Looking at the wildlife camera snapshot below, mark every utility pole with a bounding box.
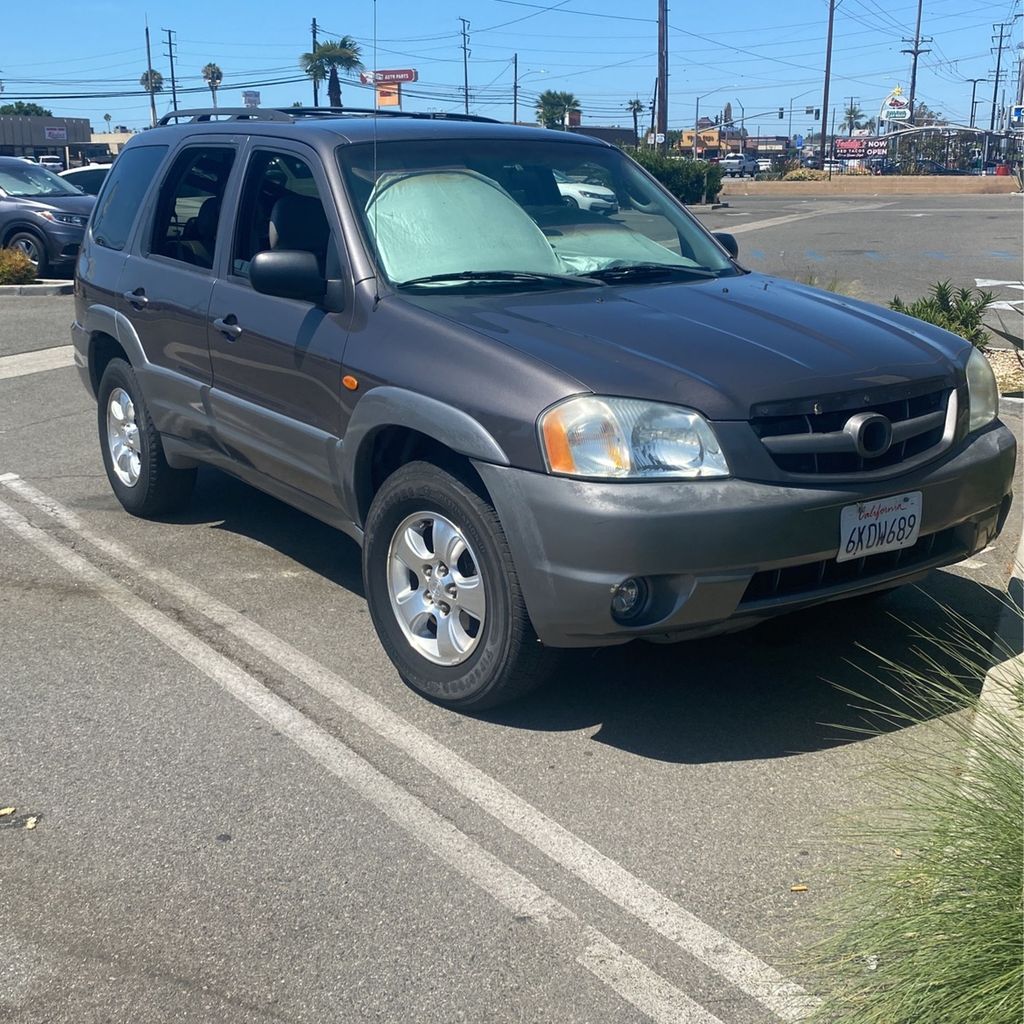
[311,18,319,106]
[967,77,986,128]
[163,28,178,112]
[512,53,518,123]
[902,0,931,124]
[459,18,471,115]
[144,22,158,128]
[735,98,744,152]
[656,0,668,151]
[990,21,1010,132]
[820,0,836,167]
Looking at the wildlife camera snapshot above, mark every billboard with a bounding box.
[360,69,418,84]
[44,126,68,142]
[832,137,889,160]
[879,85,910,124]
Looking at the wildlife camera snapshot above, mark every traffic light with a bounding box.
[814,108,821,119]
[778,107,784,118]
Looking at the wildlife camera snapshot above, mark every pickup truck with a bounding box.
[721,153,759,177]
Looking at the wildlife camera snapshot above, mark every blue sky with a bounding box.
[0,0,1020,134]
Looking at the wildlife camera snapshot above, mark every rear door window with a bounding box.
[149,146,236,269]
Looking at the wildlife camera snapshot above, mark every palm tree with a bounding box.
[202,63,223,109]
[103,113,112,133]
[299,37,363,108]
[536,90,580,130]
[844,103,864,135]
[139,69,163,93]
[627,98,645,142]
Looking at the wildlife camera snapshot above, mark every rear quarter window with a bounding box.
[91,145,168,251]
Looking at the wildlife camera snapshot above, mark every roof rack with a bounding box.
[157,106,500,127]
[158,108,293,125]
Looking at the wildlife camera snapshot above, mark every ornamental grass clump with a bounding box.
[0,248,36,285]
[804,599,1023,1024]
[890,281,993,349]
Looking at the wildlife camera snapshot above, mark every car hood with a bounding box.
[11,194,96,217]
[405,272,968,420]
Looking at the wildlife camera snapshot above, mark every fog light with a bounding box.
[611,577,648,622]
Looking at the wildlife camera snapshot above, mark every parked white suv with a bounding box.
[38,155,65,172]
[721,153,758,177]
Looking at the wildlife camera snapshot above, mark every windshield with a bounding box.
[337,138,737,288]
[0,162,82,198]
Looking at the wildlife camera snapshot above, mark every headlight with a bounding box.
[36,210,88,227]
[580,190,611,200]
[539,396,729,479]
[966,347,998,433]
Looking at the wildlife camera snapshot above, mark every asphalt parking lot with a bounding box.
[1,194,1021,1024]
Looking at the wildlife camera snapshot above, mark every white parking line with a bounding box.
[725,202,894,236]
[0,493,725,1024]
[0,474,817,1022]
[0,346,75,381]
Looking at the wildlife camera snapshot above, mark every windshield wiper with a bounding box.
[584,263,719,282]
[397,269,600,289]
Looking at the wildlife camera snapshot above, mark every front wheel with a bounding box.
[363,461,553,710]
[6,231,49,278]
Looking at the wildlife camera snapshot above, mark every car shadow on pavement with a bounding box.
[159,469,1007,766]
[176,467,366,596]
[481,572,1009,764]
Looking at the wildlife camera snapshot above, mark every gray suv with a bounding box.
[73,107,1016,709]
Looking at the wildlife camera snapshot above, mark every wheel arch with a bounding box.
[342,387,510,529]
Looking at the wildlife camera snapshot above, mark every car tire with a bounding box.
[363,460,554,711]
[7,230,49,278]
[563,196,579,209]
[97,358,196,517]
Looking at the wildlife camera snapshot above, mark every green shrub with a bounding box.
[626,148,719,204]
[0,248,37,285]
[804,601,1023,1024]
[783,168,828,181]
[890,281,993,349]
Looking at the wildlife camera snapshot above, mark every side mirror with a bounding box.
[251,250,327,304]
[713,231,739,260]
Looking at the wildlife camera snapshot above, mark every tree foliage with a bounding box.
[202,63,224,109]
[0,101,53,116]
[535,90,580,130]
[299,37,363,108]
[139,70,164,93]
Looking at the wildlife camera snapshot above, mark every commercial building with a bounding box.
[0,115,91,161]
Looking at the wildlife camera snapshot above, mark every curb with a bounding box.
[687,202,729,211]
[0,281,74,296]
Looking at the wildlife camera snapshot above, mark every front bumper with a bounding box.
[475,422,1017,647]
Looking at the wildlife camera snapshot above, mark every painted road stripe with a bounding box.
[0,346,74,381]
[0,493,725,1024]
[0,474,817,1022]
[724,202,893,236]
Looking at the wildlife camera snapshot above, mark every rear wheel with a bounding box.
[6,230,49,278]
[97,358,196,517]
[363,461,553,710]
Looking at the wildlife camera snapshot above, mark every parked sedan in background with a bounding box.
[552,170,619,213]
[0,156,95,277]
[59,163,111,196]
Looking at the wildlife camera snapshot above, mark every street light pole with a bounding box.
[735,98,745,152]
[512,53,518,123]
[967,78,985,128]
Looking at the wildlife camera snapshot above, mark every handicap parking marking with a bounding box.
[975,279,1024,312]
[864,251,886,261]
[804,250,823,262]
[749,248,765,260]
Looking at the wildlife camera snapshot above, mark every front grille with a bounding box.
[751,387,952,476]
[739,527,961,606]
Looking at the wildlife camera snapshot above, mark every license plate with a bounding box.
[837,492,922,563]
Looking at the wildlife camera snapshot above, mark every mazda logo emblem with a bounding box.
[844,411,893,458]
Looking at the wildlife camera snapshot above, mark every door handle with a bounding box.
[122,288,148,309]
[212,315,242,340]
